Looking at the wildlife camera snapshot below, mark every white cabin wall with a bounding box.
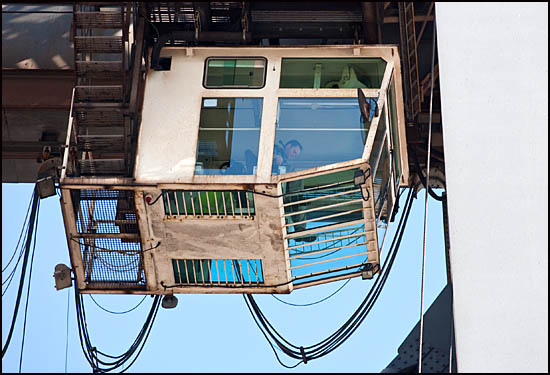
[436,3,548,372]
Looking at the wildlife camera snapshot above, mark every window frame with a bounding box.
[202,56,268,89]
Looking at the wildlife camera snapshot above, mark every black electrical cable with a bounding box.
[2,191,34,273]
[2,186,40,359]
[18,197,40,372]
[88,294,148,315]
[409,146,444,201]
[74,286,161,373]
[270,278,352,307]
[243,188,415,366]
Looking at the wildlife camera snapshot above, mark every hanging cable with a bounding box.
[2,191,34,273]
[419,18,438,373]
[243,187,415,366]
[88,294,148,315]
[18,196,40,372]
[74,286,161,373]
[2,186,40,359]
[271,278,351,307]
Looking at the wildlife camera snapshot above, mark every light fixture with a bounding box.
[53,264,73,290]
[37,176,56,199]
[161,294,178,309]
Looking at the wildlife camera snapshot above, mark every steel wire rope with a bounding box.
[18,197,40,372]
[2,191,34,273]
[418,19,438,373]
[65,288,70,373]
[243,188,414,364]
[88,294,147,315]
[2,186,40,358]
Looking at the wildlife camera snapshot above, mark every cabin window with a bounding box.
[195,98,262,175]
[203,58,267,88]
[279,58,387,89]
[272,98,373,175]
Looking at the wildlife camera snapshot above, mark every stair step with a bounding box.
[75,85,124,103]
[74,36,123,53]
[75,61,124,81]
[74,11,123,29]
[78,159,127,176]
[77,135,125,152]
[74,109,125,127]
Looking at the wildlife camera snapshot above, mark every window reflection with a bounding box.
[273,98,375,175]
[195,98,262,175]
[280,58,386,89]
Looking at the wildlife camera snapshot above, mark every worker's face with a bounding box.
[285,145,301,160]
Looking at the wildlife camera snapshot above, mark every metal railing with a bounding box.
[279,166,379,286]
[172,258,264,285]
[162,190,255,219]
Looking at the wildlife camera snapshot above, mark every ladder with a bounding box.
[71,2,131,176]
[398,2,421,122]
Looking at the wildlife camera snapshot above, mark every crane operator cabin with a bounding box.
[59,44,409,295]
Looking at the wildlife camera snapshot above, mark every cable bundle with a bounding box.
[2,186,40,361]
[243,187,415,368]
[74,290,161,373]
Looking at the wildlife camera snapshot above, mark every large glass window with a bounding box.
[195,98,262,175]
[273,98,374,175]
[280,58,387,89]
[204,58,266,88]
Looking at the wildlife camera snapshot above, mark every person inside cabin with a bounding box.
[271,139,303,174]
[244,139,303,175]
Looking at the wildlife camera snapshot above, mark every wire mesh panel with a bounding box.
[172,259,264,286]
[73,189,145,289]
[162,190,255,219]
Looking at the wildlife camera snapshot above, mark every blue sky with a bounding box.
[2,183,447,373]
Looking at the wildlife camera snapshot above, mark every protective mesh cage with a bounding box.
[73,189,145,289]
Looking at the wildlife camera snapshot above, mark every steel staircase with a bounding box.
[71,3,131,177]
[398,2,421,122]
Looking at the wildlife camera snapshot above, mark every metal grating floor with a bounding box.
[74,189,145,289]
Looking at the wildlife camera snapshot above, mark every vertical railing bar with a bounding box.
[238,260,245,285]
[198,259,205,285]
[175,259,181,284]
[190,191,196,217]
[192,260,198,285]
[182,191,188,218]
[222,191,227,216]
[246,259,251,285]
[231,259,236,285]
[245,192,251,216]
[173,191,180,216]
[255,260,259,285]
[198,191,204,216]
[206,191,212,216]
[215,259,221,284]
[230,192,235,217]
[184,259,190,285]
[223,259,229,285]
[213,191,219,216]
[167,191,173,216]
[237,191,243,217]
